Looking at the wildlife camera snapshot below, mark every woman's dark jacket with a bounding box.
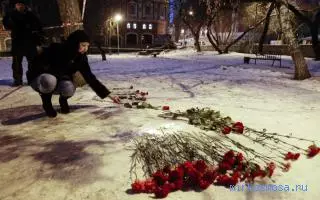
[27,34,111,99]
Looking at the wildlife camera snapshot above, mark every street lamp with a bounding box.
[114,14,122,54]
[188,11,193,16]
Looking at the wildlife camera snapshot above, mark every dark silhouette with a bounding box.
[2,0,43,86]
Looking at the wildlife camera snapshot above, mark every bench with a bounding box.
[244,52,282,67]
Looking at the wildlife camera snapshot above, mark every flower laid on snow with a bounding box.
[284,152,300,161]
[130,150,280,198]
[232,122,244,134]
[266,162,276,178]
[162,106,170,111]
[222,126,232,135]
[307,144,320,158]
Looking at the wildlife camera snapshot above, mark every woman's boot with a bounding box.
[59,96,70,114]
[40,93,57,117]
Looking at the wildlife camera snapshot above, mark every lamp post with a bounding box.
[114,14,122,54]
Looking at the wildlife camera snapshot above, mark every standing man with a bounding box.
[3,0,43,86]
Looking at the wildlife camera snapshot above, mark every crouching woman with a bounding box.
[27,30,120,117]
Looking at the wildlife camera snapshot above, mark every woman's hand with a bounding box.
[108,95,121,104]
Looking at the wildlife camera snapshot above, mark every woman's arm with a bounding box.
[78,57,111,99]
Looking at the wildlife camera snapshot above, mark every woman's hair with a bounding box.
[65,30,90,56]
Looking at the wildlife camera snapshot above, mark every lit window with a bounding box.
[142,24,146,29]
[133,23,137,29]
[127,23,131,29]
[148,24,152,30]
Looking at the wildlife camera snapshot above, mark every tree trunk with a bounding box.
[258,3,275,54]
[206,18,223,54]
[56,0,83,37]
[194,31,201,52]
[281,7,311,80]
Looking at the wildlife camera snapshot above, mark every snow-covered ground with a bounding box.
[0,49,320,200]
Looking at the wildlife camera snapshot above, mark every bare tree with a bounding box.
[176,0,208,52]
[206,0,266,54]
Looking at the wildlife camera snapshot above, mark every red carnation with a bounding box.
[162,106,170,111]
[183,161,194,169]
[266,162,276,178]
[172,180,183,190]
[232,122,244,134]
[219,162,232,171]
[225,157,236,166]
[222,126,232,135]
[169,169,183,182]
[307,145,320,158]
[152,171,169,186]
[224,150,235,159]
[293,153,300,160]
[185,167,200,186]
[199,180,211,190]
[236,153,244,162]
[284,152,300,161]
[202,170,217,184]
[154,184,171,198]
[131,180,145,193]
[193,160,207,173]
[135,90,140,93]
[144,179,156,193]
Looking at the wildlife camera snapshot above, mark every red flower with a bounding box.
[131,180,145,193]
[185,167,200,186]
[225,157,236,166]
[284,152,294,160]
[224,150,235,160]
[152,171,169,186]
[202,170,217,184]
[232,122,244,134]
[282,163,291,172]
[172,180,183,190]
[199,180,211,190]
[183,161,194,169]
[236,163,245,171]
[219,162,232,171]
[293,153,300,160]
[162,106,170,111]
[236,153,244,163]
[222,126,231,135]
[215,175,238,187]
[144,179,156,193]
[154,184,171,198]
[266,162,276,178]
[284,152,300,161]
[135,90,140,93]
[193,160,207,173]
[169,169,183,182]
[307,145,320,158]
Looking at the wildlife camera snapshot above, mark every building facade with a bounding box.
[102,0,169,48]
